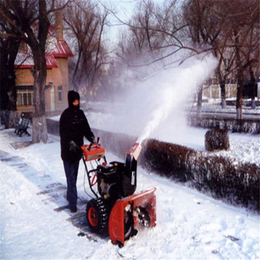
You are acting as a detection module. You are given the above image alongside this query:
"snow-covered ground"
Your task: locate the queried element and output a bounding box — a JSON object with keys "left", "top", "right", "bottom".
{"left": 1, "top": 57, "right": 259, "bottom": 259}
{"left": 0, "top": 122, "right": 259, "bottom": 259}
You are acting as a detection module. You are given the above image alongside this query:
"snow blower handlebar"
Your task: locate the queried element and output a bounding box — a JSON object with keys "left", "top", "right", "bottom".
{"left": 87, "top": 137, "right": 100, "bottom": 151}
{"left": 81, "top": 139, "right": 107, "bottom": 198}
{"left": 81, "top": 138, "right": 105, "bottom": 162}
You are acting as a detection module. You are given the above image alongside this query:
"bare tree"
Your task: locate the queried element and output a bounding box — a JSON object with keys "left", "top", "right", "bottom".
{"left": 63, "top": 0, "right": 110, "bottom": 97}
{"left": 183, "top": 0, "right": 231, "bottom": 110}
{"left": 116, "top": 0, "right": 185, "bottom": 82}
{"left": 115, "top": 0, "right": 259, "bottom": 119}
{"left": 239, "top": 19, "right": 259, "bottom": 110}
{"left": 226, "top": 0, "right": 259, "bottom": 119}
{"left": 0, "top": 2, "right": 20, "bottom": 128}
{"left": 183, "top": 0, "right": 259, "bottom": 118}
{"left": 0, "top": 0, "right": 70, "bottom": 143}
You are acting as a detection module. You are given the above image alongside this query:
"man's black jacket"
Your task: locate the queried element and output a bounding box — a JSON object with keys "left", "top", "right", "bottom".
{"left": 60, "top": 91, "right": 94, "bottom": 162}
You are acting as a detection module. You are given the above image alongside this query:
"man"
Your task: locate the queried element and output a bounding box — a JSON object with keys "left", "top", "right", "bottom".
{"left": 60, "top": 90, "right": 95, "bottom": 212}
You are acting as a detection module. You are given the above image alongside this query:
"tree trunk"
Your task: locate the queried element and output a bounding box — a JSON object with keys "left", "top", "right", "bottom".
{"left": 251, "top": 97, "right": 256, "bottom": 110}
{"left": 31, "top": 55, "right": 48, "bottom": 143}
{"left": 197, "top": 85, "right": 203, "bottom": 118}
{"left": 236, "top": 78, "right": 243, "bottom": 120}
{"left": 0, "top": 37, "right": 20, "bottom": 128}
{"left": 216, "top": 64, "right": 227, "bottom": 109}
{"left": 249, "top": 66, "right": 256, "bottom": 110}
{"left": 220, "top": 81, "right": 226, "bottom": 109}
{"left": 233, "top": 27, "right": 244, "bottom": 121}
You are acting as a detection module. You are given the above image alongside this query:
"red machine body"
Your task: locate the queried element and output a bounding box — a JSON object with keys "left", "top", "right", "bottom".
{"left": 81, "top": 140, "right": 156, "bottom": 247}
{"left": 109, "top": 187, "right": 156, "bottom": 247}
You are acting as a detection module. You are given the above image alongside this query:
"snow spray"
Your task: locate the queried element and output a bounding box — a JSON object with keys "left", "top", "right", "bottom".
{"left": 105, "top": 55, "right": 217, "bottom": 150}
{"left": 132, "top": 56, "right": 218, "bottom": 146}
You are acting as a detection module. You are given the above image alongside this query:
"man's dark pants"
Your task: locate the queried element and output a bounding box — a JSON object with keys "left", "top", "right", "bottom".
{"left": 63, "top": 161, "right": 79, "bottom": 207}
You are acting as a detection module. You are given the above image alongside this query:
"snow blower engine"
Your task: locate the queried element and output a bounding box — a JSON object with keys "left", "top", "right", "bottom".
{"left": 81, "top": 138, "right": 156, "bottom": 247}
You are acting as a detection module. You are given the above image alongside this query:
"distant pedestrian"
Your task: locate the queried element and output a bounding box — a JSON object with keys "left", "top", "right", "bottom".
{"left": 60, "top": 90, "right": 95, "bottom": 212}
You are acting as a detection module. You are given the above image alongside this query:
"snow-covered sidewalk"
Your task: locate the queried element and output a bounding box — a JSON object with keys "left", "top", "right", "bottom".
{"left": 0, "top": 127, "right": 259, "bottom": 260}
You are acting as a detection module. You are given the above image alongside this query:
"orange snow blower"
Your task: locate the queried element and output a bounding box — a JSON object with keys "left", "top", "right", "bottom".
{"left": 81, "top": 139, "right": 156, "bottom": 247}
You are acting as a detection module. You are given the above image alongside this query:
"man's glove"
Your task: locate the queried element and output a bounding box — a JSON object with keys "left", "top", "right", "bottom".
{"left": 69, "top": 140, "right": 79, "bottom": 152}
{"left": 90, "top": 136, "right": 97, "bottom": 144}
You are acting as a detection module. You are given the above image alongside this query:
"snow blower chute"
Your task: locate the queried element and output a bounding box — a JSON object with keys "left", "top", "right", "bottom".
{"left": 81, "top": 139, "right": 156, "bottom": 247}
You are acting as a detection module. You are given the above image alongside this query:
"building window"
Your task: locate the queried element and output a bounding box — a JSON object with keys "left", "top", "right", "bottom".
{"left": 17, "top": 94, "right": 23, "bottom": 106}
{"left": 17, "top": 86, "right": 33, "bottom": 107}
{"left": 58, "top": 85, "right": 63, "bottom": 101}
{"left": 28, "top": 93, "right": 32, "bottom": 105}
{"left": 23, "top": 93, "right": 27, "bottom": 106}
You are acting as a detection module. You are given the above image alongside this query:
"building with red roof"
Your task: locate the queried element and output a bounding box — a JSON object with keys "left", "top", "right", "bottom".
{"left": 14, "top": 12, "right": 73, "bottom": 116}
